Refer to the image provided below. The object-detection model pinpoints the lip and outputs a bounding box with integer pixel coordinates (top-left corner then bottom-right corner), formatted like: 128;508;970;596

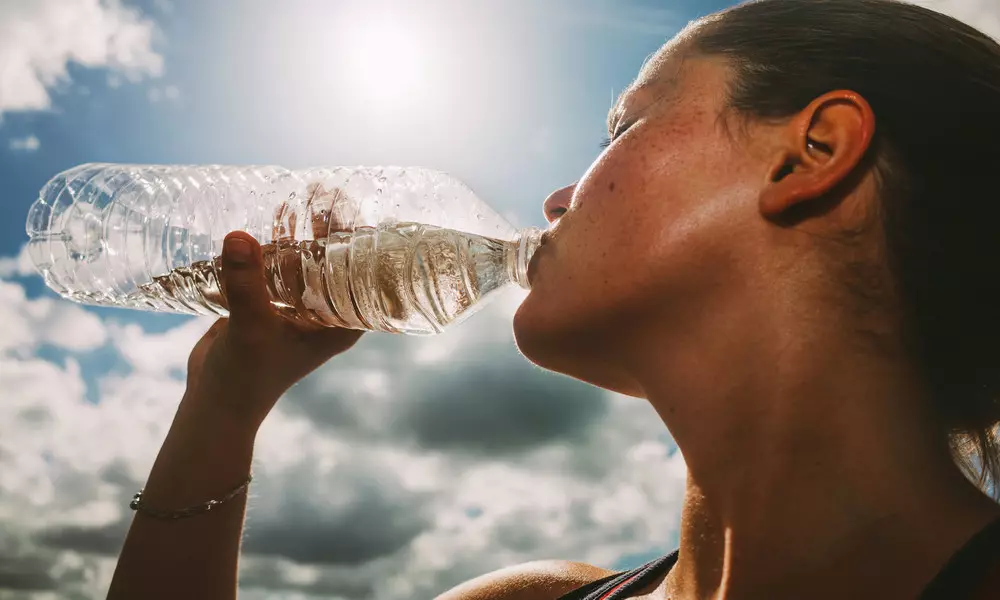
526;234;550;287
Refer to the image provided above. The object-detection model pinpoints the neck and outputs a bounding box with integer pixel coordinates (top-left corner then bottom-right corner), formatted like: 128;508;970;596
629;304;1000;599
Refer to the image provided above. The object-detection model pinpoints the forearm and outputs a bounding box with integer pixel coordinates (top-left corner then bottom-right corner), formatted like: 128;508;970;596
107;393;258;600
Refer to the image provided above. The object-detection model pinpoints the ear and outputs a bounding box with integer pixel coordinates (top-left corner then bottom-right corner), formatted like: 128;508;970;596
759;91;876;220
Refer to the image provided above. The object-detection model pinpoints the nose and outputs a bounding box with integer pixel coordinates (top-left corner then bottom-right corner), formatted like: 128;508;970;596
543;183;576;224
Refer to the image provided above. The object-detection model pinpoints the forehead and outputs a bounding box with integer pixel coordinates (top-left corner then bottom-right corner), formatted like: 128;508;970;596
636;38;687;88
607;40;728;133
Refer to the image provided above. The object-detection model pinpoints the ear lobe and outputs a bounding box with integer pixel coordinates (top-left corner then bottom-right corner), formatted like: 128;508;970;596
759;91;876;221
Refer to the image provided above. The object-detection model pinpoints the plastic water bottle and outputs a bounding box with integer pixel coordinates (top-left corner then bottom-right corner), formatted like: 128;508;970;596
24;164;543;335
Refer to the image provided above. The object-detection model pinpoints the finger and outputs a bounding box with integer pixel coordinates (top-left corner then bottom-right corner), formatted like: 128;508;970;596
220;231;274;324
308;195;328;239
272;204;282;240
288;210;298;240
273;202;294;241
324;187;354;235
305;182;322;202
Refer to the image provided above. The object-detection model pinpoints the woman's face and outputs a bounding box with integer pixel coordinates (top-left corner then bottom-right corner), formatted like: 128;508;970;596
513;44;770;396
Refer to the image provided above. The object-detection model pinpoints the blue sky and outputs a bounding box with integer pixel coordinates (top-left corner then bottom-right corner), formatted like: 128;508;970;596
1;0;995;598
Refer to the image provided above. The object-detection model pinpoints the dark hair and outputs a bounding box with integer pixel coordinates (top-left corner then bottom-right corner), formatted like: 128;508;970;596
691;0;1000;496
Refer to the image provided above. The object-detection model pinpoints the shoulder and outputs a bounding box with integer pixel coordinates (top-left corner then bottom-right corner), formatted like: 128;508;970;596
435;560;616;600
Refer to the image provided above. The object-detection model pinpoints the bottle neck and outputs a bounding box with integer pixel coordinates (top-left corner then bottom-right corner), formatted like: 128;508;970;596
508;227;543;290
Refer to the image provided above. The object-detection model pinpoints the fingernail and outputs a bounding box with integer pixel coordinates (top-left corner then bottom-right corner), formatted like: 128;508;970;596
224;237;251;264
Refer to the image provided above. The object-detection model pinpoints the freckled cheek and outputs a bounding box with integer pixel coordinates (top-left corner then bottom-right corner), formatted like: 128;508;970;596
565;136;696;239
565;182;658;258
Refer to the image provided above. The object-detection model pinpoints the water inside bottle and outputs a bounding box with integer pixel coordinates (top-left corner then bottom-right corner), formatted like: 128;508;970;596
126;222;518;335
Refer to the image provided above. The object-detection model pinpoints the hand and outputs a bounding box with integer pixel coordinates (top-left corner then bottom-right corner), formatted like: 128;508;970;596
184;231;363;430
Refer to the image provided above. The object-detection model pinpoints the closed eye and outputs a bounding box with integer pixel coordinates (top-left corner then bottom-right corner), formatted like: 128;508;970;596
600;120;636;150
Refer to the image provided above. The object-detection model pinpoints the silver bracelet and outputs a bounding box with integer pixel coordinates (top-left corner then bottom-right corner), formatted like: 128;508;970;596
129;473;253;520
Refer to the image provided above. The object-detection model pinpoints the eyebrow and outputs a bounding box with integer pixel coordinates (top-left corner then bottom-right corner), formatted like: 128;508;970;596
606;74;683;135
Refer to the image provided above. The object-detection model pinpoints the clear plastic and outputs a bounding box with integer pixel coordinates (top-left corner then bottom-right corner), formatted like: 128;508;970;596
24;164;542;335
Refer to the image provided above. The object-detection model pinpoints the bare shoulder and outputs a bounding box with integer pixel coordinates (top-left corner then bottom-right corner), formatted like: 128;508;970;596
435;560;615;600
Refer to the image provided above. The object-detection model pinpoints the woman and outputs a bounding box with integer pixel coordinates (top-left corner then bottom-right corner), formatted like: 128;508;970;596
107;0;1000;598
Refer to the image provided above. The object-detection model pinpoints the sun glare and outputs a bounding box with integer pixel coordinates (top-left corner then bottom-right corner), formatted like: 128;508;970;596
341;20;428;107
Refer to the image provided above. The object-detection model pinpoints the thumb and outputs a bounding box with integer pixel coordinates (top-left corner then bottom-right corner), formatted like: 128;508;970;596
221;232;273;324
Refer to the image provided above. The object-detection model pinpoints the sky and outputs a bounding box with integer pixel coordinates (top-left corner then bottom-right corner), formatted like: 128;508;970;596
0;1;998;599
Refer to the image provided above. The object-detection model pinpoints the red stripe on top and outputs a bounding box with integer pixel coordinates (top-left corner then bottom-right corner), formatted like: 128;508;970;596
598;572;641;600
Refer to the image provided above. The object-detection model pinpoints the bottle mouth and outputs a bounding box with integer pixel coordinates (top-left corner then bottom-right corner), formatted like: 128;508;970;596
513;227;543;290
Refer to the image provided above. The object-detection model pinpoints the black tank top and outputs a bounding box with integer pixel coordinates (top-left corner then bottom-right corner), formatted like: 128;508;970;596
556;516;1000;600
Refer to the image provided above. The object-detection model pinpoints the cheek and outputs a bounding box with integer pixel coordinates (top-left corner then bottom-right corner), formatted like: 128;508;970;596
524;108;746;300
560;138;748;297
567;149;689;267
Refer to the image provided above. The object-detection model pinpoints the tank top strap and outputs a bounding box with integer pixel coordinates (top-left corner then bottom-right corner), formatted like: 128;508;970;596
559;515;1000;600
556;550;679;600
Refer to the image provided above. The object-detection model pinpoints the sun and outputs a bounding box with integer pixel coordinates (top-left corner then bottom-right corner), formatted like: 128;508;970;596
340;20;428;107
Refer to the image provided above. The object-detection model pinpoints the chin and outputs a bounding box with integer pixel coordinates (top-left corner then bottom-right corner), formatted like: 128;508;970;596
511;300;561;368
512;298;646;399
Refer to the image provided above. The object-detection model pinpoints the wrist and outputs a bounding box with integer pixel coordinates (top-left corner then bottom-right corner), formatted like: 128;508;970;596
134;392;257;515
178;388;269;439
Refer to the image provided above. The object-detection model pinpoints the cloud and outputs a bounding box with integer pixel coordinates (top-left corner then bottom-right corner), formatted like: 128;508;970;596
8;135;40;152
281;306;610;457
0;539;58;592
242;457;432;566
35;521;129;557
0;0;163;117
0;278;108;355
909;0;1000;39
0;318;188;598
0;244;34;278
0;272;686;599
400;359;608;455
109;317;212;377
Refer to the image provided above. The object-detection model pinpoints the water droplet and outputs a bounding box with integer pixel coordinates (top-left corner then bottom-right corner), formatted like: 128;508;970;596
288;192;297;200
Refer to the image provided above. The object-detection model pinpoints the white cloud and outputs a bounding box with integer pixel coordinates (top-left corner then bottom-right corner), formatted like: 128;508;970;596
0;0;164;117
0;244;35;278
0;278;107;355
0;352;184;598
0;275;686;599
109;317;213;377
8;134;40;152
909;0;1000;39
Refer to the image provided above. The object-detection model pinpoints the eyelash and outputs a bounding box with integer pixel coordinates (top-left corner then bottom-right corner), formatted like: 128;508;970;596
600;121;634;150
